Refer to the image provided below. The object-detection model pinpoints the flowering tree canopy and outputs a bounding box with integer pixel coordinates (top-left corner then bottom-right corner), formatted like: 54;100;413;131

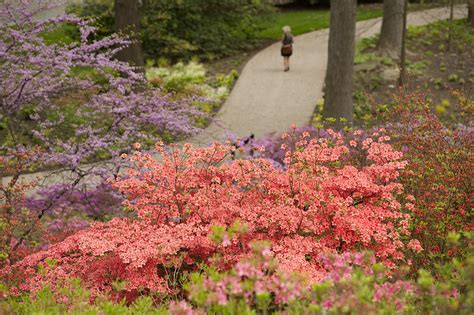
0;0;204;264
0;0;201;169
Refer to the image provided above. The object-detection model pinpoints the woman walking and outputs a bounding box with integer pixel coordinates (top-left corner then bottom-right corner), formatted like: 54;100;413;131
281;25;294;72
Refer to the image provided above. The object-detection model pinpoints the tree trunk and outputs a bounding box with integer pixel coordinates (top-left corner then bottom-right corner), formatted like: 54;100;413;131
323;0;357;127
468;0;474;27
378;0;405;58
398;0;408;87
114;0;144;67
447;0;454;51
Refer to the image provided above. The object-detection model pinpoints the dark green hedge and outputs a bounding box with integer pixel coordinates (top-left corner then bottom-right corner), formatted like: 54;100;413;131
68;0;274;62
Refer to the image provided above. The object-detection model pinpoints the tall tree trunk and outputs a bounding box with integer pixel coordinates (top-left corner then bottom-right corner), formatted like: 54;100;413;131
323;0;357;127
446;0;454;51
398;0;408;87
468;0;474;27
114;0;144;68
378;0;405;58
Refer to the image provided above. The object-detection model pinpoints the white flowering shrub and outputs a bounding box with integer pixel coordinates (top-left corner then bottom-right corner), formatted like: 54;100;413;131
146;62;238;111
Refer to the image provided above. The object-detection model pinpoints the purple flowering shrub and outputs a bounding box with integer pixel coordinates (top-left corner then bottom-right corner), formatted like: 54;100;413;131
0;1;206;264
26;182;124;230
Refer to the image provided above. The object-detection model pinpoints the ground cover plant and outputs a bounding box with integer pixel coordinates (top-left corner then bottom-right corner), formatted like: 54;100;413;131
351;18;473;127
145;61;239;124
2;238;474;314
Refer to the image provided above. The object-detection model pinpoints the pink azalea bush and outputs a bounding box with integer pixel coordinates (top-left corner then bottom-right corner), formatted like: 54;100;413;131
5;130;421;301
246;95;473;271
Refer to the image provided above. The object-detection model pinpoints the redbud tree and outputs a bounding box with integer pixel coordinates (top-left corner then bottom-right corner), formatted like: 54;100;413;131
0;0;203;265
6;130;421;301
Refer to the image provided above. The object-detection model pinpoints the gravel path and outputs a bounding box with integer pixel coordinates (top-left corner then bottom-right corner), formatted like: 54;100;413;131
188;5;467;145
1;5;467;188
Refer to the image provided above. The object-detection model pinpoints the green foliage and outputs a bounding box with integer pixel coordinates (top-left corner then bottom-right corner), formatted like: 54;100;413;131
143;61;238;130
209;220;248;244
69;1;385;61
145;61;238;120
353;17;473;127
379;94;473;270
1;278;170;314
354;35;382;65
310;98;324;128
354;34;397;69
69;0;274;62
67;0;116;39
146;61;207;93
414;232;474;314
408;19;474;48
433;77;444;89
448;73;459;82
435;99;450;114
439;61;446;72
354;52;378;65
357;35;379;52
407;60;431;77
6;240;473;314
353;90;377;125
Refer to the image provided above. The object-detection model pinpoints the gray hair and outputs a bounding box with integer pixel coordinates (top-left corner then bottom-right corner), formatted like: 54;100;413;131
282;25;291;34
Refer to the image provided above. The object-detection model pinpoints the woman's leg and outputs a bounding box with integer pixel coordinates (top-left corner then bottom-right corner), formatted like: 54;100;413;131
283;57;289;71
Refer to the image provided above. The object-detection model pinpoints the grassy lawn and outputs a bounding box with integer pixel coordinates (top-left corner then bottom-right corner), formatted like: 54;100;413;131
257;6;383;40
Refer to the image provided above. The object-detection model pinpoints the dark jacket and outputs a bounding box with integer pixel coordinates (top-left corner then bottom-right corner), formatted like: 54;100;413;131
282;33;294;45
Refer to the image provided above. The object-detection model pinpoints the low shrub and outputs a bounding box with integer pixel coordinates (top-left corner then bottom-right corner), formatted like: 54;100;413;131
381;94;473;269
145;61;238;127
4;130;421;302
145;61;238;103
250;94;473;272
2;234;473;314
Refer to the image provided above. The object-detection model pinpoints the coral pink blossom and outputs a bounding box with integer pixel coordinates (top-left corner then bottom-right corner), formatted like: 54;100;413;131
9;133;418;299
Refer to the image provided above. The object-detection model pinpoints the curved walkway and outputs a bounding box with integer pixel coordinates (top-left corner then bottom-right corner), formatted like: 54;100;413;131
188;5;467;145
1;5;467;188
